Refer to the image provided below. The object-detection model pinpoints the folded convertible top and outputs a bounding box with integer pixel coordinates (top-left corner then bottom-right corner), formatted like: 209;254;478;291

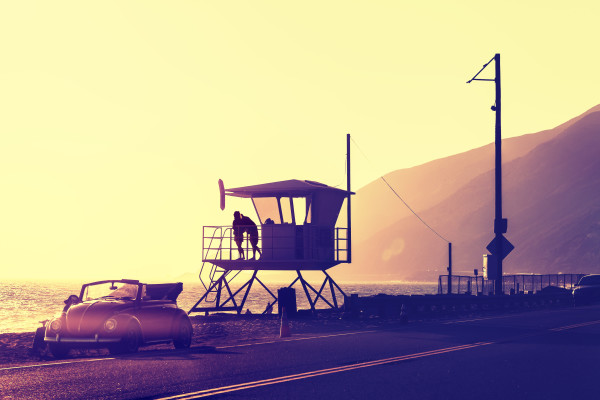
145;282;183;301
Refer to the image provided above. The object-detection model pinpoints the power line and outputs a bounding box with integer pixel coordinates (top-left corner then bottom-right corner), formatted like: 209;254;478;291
379;176;450;243
350;136;450;243
331;155;348;188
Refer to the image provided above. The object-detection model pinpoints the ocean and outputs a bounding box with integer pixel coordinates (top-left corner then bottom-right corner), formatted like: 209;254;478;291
0;280;437;334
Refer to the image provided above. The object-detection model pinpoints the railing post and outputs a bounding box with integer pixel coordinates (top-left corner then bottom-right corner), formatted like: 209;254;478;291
336;228;339;261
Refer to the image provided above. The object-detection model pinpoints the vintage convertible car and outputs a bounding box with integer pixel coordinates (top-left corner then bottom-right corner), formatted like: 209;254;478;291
43;279;193;358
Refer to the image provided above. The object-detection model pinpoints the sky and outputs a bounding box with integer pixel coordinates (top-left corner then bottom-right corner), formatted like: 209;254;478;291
1;1;599;281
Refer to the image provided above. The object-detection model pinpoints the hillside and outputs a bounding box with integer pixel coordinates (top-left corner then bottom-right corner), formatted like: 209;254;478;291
342;105;600;281
353;105;600;243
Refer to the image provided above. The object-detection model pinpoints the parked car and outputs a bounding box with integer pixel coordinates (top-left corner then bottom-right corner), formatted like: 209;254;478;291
43;279;193;358
572;274;600;306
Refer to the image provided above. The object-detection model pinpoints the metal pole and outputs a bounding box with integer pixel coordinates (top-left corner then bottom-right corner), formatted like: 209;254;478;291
347;133;352;263
447;242;452;294
493;53;504;295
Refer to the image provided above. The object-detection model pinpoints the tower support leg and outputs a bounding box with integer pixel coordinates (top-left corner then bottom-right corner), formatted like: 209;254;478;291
189;269;278;315
189;269;347;315
289;270;347;312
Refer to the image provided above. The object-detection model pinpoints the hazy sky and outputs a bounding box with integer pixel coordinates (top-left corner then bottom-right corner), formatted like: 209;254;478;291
1;1;598;280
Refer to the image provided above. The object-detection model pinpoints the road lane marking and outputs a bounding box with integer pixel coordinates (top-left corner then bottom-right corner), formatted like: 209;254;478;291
549;319;600;332
443;315;516;324
0;357;115;371
216;330;377;349
443;308;582;325
156;341;495;399
5;318;600;373
0;331;375;372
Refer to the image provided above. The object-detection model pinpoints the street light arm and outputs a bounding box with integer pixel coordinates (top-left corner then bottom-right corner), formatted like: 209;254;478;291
466;55;496;83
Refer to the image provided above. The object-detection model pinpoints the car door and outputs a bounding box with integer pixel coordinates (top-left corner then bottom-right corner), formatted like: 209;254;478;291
136;285;178;341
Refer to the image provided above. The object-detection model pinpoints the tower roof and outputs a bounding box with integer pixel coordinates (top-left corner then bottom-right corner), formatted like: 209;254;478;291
225;179;353;198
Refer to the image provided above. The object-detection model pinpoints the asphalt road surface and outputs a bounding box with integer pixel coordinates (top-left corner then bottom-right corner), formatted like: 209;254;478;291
2;305;600;400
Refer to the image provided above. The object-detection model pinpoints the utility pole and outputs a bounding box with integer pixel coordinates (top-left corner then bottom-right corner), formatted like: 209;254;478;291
468;54;514;295
493;54;505;295
347;133;352;263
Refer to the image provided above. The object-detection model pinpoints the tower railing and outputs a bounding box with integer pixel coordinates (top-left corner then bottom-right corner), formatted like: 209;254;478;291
202;225;349;262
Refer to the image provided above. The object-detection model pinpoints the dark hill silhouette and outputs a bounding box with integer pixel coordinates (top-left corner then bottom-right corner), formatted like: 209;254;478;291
343;105;600;281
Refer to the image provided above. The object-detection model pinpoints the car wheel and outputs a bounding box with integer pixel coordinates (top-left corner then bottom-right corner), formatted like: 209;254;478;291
48;343;69;359
109;323;140;355
173;318;193;349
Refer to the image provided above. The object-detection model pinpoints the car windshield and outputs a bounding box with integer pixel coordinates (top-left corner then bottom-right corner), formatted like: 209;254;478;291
82;282;139;301
577;275;600;286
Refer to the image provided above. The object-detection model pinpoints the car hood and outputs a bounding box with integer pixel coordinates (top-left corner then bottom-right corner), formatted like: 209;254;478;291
65;300;133;335
573;285;600;291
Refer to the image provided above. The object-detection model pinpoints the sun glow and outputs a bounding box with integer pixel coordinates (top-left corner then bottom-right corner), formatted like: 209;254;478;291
1;1;598;281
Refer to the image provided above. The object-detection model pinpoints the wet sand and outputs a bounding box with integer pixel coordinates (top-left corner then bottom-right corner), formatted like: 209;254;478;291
0;313;402;367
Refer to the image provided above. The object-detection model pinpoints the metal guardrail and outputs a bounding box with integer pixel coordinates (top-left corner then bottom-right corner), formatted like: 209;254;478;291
438;273;587;295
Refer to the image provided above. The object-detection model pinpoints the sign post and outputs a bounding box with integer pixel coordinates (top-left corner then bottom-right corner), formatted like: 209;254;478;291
447;242;452;294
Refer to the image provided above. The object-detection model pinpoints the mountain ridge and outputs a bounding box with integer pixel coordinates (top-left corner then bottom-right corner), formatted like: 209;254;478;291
342;105;600;281
354;104;600;244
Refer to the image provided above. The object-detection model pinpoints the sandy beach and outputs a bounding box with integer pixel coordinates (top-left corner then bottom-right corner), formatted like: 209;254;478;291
0;313;404;368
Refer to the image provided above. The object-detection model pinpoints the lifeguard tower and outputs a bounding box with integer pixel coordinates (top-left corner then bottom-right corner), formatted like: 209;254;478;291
189;136;354;315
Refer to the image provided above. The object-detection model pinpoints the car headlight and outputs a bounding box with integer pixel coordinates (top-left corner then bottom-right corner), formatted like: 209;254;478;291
104;318;117;332
49;319;62;333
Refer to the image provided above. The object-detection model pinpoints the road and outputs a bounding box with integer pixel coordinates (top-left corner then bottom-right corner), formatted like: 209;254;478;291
2;305;599;399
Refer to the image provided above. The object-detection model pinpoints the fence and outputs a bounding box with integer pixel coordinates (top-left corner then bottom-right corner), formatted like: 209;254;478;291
438;273;587;295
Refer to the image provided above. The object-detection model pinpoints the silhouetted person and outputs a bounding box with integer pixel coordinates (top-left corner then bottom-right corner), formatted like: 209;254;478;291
264;301;274;314
233;211;261;260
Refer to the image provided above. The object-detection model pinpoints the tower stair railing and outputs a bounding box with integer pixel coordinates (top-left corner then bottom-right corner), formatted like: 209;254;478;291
198;227;240;303
190;227;271;314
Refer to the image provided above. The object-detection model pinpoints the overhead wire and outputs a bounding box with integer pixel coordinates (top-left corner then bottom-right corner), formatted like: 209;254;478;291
331;155;348;189
350;136;450;243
